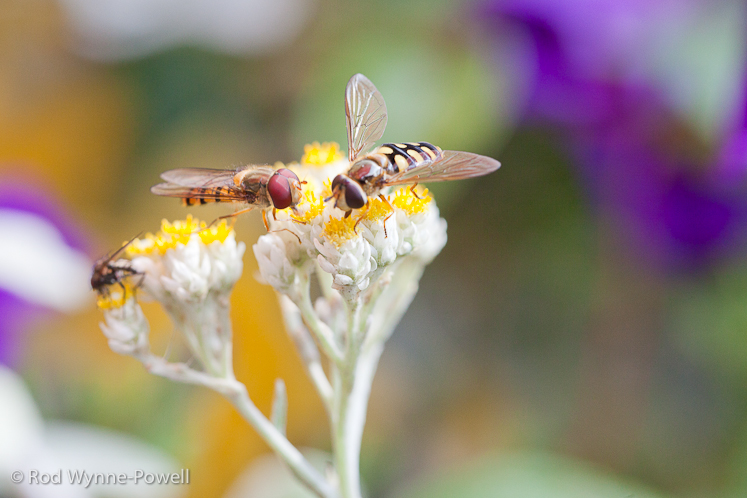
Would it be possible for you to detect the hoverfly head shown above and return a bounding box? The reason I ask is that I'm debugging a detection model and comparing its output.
[329,174,367,212]
[268,168,303,210]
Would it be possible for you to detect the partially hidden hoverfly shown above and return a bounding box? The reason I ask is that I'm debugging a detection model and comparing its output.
[150,166,304,230]
[329,73,501,214]
[91,236,142,300]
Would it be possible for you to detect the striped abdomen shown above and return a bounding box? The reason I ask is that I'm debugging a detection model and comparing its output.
[181,186,257,206]
[375,142,443,174]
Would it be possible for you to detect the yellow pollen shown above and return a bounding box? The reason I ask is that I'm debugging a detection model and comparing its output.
[301,142,344,166]
[323,215,358,246]
[392,187,431,215]
[198,220,233,244]
[293,188,326,223]
[161,214,202,236]
[96,283,136,310]
[126,215,235,256]
[359,197,390,223]
[321,178,334,200]
[125,234,158,256]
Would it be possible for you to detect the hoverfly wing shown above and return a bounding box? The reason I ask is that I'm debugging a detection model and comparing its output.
[382,150,501,186]
[109,233,142,261]
[159,168,237,188]
[345,73,388,162]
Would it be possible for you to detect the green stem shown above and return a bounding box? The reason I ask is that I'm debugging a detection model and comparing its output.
[292,271,345,365]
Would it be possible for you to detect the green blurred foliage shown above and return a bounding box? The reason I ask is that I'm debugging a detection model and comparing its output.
[394,451,666,498]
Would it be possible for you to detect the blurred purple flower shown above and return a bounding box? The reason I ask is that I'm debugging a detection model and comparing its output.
[0,175,92,366]
[482,0,747,270]
[482,0,704,126]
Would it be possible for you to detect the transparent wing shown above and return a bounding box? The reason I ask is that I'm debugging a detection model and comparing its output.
[345,73,388,162]
[150,183,247,201]
[382,150,501,186]
[159,168,238,188]
[110,234,142,260]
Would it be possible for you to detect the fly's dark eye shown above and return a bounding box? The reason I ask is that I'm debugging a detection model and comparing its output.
[331,174,344,190]
[268,174,293,209]
[277,168,300,182]
[344,181,367,209]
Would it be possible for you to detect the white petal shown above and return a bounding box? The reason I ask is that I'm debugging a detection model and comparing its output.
[0,210,92,312]
[45,421,187,498]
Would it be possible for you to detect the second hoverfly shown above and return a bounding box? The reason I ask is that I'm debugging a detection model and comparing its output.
[151,166,303,230]
[329,74,501,214]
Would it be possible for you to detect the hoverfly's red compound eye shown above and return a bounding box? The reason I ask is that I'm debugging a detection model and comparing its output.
[268,171,294,209]
[344,178,366,209]
[276,168,300,182]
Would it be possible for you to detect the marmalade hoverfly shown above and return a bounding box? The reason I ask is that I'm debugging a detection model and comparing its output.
[150,166,303,230]
[329,74,501,214]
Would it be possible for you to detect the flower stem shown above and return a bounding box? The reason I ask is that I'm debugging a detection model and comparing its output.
[279,295,333,409]
[291,271,345,365]
[331,344,383,498]
[225,383,336,498]
[136,352,335,498]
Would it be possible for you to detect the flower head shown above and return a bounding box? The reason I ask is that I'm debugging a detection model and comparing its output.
[253,145,447,301]
[99,216,245,375]
[99,293,149,356]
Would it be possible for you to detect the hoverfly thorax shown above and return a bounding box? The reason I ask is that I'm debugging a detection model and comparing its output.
[267,168,303,210]
[331,174,367,212]
[348,156,388,190]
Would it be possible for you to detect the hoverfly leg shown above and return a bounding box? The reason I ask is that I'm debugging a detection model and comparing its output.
[272,208,278,221]
[117,280,129,318]
[409,183,422,200]
[378,194,395,238]
[268,228,301,244]
[352,198,371,234]
[211,206,256,229]
[353,215,364,234]
[262,210,270,231]
[119,280,128,301]
[289,207,307,225]
[262,210,300,243]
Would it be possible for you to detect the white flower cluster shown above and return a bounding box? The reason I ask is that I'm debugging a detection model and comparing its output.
[129,226,245,304]
[254,156,447,303]
[99,293,150,356]
[97,217,245,376]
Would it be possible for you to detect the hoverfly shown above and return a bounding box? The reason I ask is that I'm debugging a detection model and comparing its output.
[150,166,304,230]
[91,236,142,300]
[329,74,501,214]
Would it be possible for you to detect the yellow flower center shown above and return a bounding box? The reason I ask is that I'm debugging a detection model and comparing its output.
[96,283,136,309]
[321,178,334,200]
[161,215,201,237]
[293,188,326,224]
[301,142,344,166]
[126,235,157,256]
[125,215,234,256]
[198,220,233,245]
[392,187,431,216]
[323,215,358,246]
[358,197,391,223]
